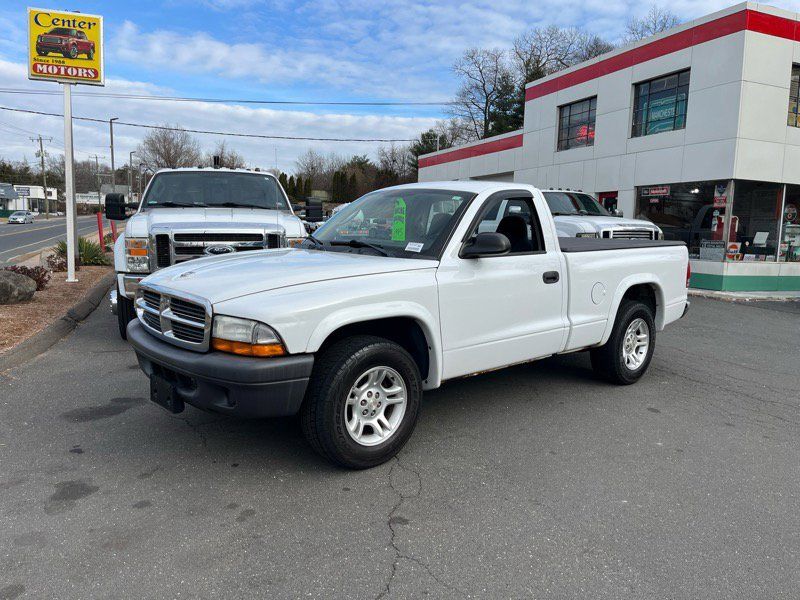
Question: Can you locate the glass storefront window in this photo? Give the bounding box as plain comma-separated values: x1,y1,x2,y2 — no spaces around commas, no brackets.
635,181,727,259
632,70,690,137
728,181,783,262
780,184,800,262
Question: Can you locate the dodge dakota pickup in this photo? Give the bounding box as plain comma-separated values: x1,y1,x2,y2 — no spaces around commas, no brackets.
127,181,689,468
106,167,307,340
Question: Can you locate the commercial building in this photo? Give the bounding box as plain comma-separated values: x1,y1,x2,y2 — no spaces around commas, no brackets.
418,2,800,291
11,184,58,212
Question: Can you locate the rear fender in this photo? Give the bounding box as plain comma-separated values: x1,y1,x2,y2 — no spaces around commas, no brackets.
600,275,664,345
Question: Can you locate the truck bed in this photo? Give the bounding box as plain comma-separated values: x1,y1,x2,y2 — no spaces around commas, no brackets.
559,238,686,252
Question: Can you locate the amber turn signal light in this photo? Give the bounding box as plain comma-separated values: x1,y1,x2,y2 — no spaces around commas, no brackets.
211,338,286,357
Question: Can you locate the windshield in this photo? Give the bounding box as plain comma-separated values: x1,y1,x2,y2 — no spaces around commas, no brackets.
313,188,475,259
142,172,289,210
10,212,26,217
49,28,75,36
543,191,610,216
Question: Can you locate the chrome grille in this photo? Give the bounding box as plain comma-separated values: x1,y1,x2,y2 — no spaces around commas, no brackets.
135,285,211,351
150,229,283,269
603,228,656,240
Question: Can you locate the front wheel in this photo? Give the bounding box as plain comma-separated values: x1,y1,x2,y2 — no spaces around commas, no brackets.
87,48,94,60
590,300,656,385
117,291,135,340
300,335,422,469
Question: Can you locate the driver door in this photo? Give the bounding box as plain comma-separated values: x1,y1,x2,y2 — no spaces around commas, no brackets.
436,190,567,380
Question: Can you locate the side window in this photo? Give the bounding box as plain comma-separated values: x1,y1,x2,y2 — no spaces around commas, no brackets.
473,196,545,254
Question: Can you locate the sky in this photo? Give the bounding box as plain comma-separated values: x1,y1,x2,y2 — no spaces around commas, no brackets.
1,0,800,175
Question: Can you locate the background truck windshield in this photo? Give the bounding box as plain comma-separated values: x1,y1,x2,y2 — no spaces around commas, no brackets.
314,188,474,258
543,191,610,216
143,172,289,210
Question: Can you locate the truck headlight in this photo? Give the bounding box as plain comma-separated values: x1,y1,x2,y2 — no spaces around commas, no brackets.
656,230,664,240
287,237,307,248
211,315,286,357
576,232,598,238
125,238,149,273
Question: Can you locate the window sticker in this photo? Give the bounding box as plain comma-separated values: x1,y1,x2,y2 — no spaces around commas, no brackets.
391,198,407,241
405,242,424,253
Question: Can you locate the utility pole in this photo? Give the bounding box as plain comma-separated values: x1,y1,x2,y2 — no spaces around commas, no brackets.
109,117,118,188
128,150,136,201
89,154,105,211
30,135,53,219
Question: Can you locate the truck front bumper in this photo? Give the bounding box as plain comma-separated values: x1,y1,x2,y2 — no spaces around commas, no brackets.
127,320,314,418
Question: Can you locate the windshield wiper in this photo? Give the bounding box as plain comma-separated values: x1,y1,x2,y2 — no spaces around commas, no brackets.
551,211,581,216
153,201,202,208
330,239,391,257
216,201,264,209
304,234,325,249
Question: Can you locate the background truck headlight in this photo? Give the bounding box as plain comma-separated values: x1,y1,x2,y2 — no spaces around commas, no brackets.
211,315,286,357
125,238,149,273
287,237,307,248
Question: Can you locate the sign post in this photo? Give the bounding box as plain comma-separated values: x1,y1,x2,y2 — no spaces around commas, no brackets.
27,7,104,281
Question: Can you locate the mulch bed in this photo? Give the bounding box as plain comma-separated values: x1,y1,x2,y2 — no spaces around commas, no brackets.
0,266,113,355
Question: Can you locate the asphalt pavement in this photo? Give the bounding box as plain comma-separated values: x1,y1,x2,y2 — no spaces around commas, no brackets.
0,216,111,266
1,298,799,599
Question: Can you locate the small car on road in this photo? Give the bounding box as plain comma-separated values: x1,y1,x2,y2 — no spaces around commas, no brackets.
7,211,34,224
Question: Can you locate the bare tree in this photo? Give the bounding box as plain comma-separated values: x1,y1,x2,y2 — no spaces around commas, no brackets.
574,34,616,63
512,26,585,83
205,140,247,169
137,125,202,169
294,149,326,188
448,47,511,140
623,5,680,43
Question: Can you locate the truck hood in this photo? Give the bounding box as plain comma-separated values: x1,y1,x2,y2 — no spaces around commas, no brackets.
124,207,305,238
140,249,438,305
553,214,660,231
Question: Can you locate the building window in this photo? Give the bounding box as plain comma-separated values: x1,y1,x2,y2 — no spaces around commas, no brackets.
635,181,727,260
632,70,690,137
730,181,783,262
557,97,596,151
788,65,799,127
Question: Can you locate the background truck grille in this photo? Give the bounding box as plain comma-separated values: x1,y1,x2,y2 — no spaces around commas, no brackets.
155,234,171,267
174,233,263,242
136,287,210,351
602,229,656,240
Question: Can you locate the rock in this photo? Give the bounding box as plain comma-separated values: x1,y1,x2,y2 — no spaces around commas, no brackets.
0,270,37,304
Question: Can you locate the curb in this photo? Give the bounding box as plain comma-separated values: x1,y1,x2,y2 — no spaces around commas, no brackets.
688,289,800,302
0,271,116,373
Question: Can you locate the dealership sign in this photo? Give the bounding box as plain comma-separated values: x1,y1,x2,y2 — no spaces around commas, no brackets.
641,185,670,197
27,7,104,86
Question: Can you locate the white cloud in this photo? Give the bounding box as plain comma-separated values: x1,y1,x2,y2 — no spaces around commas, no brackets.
0,59,436,175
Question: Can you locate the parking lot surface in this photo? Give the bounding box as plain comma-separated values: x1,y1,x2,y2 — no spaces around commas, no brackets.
1,297,799,599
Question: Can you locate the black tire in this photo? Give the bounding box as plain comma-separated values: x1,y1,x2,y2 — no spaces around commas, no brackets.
300,335,422,469
87,49,94,60
69,45,78,59
117,291,135,340
590,300,656,385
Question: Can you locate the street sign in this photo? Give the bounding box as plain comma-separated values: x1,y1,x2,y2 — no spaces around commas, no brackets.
27,7,104,86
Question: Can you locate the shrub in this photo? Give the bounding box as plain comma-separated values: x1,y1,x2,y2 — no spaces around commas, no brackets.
45,253,70,272
54,236,110,266
3,265,51,291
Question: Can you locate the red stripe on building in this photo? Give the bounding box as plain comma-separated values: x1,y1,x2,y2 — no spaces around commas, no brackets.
525,9,797,102
417,133,523,169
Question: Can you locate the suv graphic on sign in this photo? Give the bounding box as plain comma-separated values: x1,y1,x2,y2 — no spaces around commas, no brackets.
36,28,95,59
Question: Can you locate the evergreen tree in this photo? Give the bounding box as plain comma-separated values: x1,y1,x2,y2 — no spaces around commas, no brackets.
278,172,288,193
303,177,312,198
287,175,296,199
295,176,304,199
348,172,358,202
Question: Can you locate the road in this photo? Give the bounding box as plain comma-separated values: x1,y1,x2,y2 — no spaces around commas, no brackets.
0,216,112,266
1,297,799,599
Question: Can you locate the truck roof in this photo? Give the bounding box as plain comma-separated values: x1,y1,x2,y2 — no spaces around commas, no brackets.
153,167,278,178
389,181,537,194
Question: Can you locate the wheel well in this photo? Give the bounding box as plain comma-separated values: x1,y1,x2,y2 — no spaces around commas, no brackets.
319,318,430,380
622,283,658,317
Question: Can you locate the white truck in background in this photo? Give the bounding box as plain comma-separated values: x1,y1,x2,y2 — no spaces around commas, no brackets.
125,181,689,469
106,168,307,339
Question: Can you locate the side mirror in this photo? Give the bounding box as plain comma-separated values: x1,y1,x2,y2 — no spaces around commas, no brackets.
291,203,303,212
105,193,130,220
461,232,511,258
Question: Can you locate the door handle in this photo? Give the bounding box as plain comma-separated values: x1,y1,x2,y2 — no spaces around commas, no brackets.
543,271,560,284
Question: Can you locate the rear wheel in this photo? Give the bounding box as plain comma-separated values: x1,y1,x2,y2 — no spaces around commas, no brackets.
117,291,135,340
590,300,655,385
300,335,422,469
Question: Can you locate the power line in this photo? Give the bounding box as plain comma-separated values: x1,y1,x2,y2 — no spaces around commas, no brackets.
0,104,417,142
0,87,454,107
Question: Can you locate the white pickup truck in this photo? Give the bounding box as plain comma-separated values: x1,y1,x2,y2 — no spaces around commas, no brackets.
127,181,689,468
106,167,307,339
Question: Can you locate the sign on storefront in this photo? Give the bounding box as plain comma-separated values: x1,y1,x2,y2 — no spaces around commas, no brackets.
641,185,670,197
713,182,730,208
27,8,104,86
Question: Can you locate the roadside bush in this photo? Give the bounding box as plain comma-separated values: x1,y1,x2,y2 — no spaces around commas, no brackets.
3,265,50,291
54,237,110,266
44,253,70,272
